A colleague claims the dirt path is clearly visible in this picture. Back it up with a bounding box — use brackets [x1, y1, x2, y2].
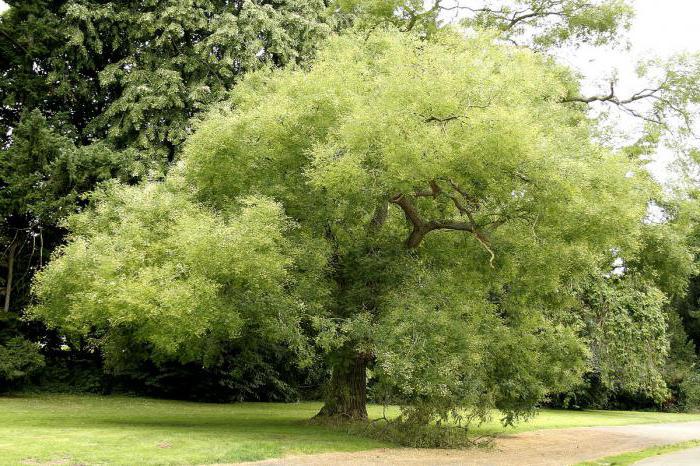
[239, 421, 700, 466]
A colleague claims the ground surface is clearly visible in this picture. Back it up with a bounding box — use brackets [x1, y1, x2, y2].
[2, 395, 700, 465]
[577, 439, 700, 465]
[242, 422, 700, 466]
[636, 445, 700, 465]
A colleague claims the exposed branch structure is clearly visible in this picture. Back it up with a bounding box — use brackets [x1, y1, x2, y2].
[388, 179, 505, 267]
[562, 80, 669, 126]
[443, 0, 581, 31]
[434, 0, 606, 42]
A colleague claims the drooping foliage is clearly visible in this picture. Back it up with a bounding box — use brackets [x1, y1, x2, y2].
[578, 276, 670, 402]
[32, 177, 327, 365]
[548, 200, 700, 411]
[32, 29, 659, 431]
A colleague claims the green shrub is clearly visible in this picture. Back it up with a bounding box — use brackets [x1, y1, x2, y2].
[678, 372, 700, 412]
[0, 337, 44, 388]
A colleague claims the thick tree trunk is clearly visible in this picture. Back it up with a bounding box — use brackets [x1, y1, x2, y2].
[316, 354, 368, 420]
[3, 241, 17, 313]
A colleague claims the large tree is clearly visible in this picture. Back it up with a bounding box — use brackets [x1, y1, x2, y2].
[32, 29, 659, 426]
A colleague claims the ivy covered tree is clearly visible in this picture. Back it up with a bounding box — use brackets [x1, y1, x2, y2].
[32, 29, 660, 428]
[577, 276, 670, 402]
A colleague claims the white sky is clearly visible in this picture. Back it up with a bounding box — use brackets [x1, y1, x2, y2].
[0, 0, 697, 181]
[628, 0, 700, 55]
[559, 0, 700, 183]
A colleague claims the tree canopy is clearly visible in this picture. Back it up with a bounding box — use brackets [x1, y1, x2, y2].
[0, 0, 697, 435]
[31, 28, 662, 428]
[0, 0, 333, 160]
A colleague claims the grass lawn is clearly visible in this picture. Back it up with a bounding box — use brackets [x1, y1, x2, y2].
[2, 394, 700, 465]
[577, 440, 700, 466]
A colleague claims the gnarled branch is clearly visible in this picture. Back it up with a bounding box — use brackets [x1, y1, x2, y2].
[562, 80, 669, 126]
[389, 182, 497, 267]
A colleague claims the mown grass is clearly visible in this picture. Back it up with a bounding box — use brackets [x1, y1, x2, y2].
[2, 394, 700, 465]
[577, 439, 700, 465]
[478, 407, 700, 435]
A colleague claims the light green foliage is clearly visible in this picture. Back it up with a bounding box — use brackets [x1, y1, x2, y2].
[181, 30, 652, 424]
[339, 0, 700, 177]
[577, 276, 670, 402]
[31, 178, 327, 365]
[34, 28, 656, 428]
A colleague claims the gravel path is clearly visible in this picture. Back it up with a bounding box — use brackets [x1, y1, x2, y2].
[238, 421, 700, 466]
[636, 445, 700, 465]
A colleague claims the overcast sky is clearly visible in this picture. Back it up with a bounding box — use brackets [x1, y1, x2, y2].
[559, 0, 700, 182]
[560, 0, 700, 84]
[1, 0, 697, 180]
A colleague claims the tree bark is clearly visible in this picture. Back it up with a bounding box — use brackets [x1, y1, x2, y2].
[4, 241, 17, 313]
[316, 354, 368, 420]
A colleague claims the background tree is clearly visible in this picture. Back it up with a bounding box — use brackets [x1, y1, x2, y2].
[549, 196, 700, 411]
[32, 30, 659, 432]
[567, 275, 671, 407]
[337, 0, 633, 45]
[0, 0, 333, 157]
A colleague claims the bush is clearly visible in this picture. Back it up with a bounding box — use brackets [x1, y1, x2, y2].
[0, 337, 44, 389]
[678, 372, 700, 412]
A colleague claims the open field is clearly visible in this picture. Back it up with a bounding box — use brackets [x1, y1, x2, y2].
[2, 395, 700, 465]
